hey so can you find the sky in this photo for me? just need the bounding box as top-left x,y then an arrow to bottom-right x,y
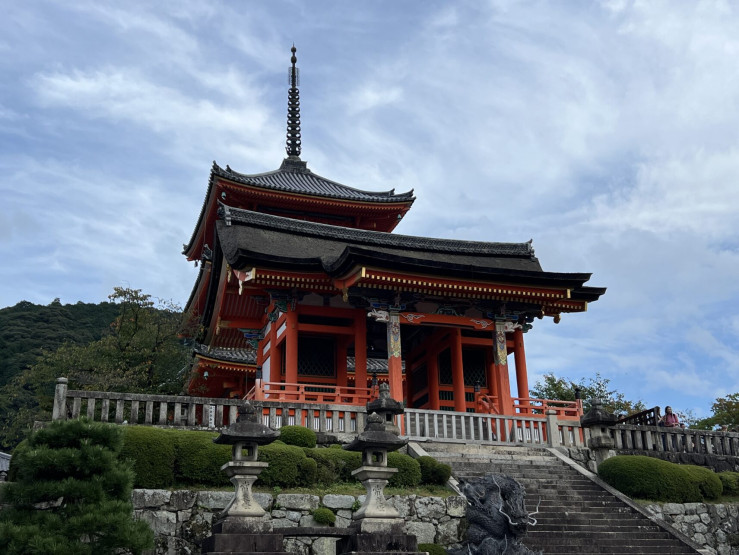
1,0 -> 737,419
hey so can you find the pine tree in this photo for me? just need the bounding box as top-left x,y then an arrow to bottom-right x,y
0,419 -> 153,554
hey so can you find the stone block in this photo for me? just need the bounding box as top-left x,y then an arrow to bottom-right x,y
695,522 -> 709,534
312,536 -> 339,555
169,490 -> 196,511
286,510 -> 302,522
684,503 -> 701,515
180,510 -> 213,544
299,514 -> 320,527
404,520 -> 436,544
446,495 -> 467,517
272,517 -> 298,528
197,490 -> 232,510
663,503 -> 686,515
700,512 -> 712,525
322,493 -> 355,509
388,495 -> 412,518
132,489 -> 171,509
277,493 -> 319,510
684,514 -> 700,524
435,518 -> 460,544
140,509 -> 177,536
414,496 -> 445,520
254,492 -> 273,510
284,536 -> 311,555
271,509 -> 287,518
335,513 -> 351,528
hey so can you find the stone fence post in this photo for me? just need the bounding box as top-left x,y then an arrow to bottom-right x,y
545,409 -> 561,447
52,377 -> 68,421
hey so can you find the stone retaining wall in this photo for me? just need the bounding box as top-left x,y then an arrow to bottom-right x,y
643,503 -> 739,555
133,489 -> 467,554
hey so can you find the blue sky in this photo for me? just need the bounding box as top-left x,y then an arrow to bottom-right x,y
1,1 -> 737,419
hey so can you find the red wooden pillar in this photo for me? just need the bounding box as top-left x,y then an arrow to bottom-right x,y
285,309 -> 298,385
354,313 -> 368,391
451,328 -> 466,412
428,352 -> 440,410
493,322 -> 513,416
269,318 -> 281,385
513,328 -> 529,411
386,313 -> 403,402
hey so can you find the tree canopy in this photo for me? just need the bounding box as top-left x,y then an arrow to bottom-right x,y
693,393 -> 739,430
0,299 -> 119,387
0,288 -> 190,450
530,372 -> 647,417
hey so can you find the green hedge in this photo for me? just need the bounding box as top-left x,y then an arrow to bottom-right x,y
173,432 -> 231,487
683,465 -> 722,500
597,456 -> 723,502
387,452 -> 421,487
120,427 -> 176,488
117,427 -> 419,489
257,442 -> 317,488
718,472 -> 739,496
279,425 -> 317,448
417,456 -> 452,485
311,507 -> 336,526
305,447 -> 362,484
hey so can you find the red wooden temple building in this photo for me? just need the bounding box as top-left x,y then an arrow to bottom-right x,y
183,47 -> 605,417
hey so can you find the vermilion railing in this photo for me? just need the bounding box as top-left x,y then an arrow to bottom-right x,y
475,392 -> 583,420
245,381 -> 375,405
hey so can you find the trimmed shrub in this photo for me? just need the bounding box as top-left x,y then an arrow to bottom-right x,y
683,465 -> 722,500
598,456 -> 701,502
173,431 -> 231,487
279,425 -> 317,448
312,507 -> 336,526
418,544 -> 448,555
305,447 -> 362,484
0,419 -> 153,555
417,456 -> 452,485
120,427 -> 176,488
257,442 -> 316,488
718,472 -> 739,496
388,452 -> 422,487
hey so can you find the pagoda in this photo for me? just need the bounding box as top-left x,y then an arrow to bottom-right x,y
183,47 -> 605,417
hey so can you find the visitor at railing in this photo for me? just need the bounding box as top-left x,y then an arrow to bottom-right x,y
658,406 -> 684,428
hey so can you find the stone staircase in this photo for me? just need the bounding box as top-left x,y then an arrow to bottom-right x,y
419,443 -> 702,554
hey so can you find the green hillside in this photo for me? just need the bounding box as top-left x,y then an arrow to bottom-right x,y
0,299 -> 120,387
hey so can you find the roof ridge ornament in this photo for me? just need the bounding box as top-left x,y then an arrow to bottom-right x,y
286,44 -> 301,158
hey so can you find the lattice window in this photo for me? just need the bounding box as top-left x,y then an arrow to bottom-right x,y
463,348 -> 487,387
465,392 -> 475,402
439,390 -> 454,401
298,336 -> 335,377
438,349 -> 452,385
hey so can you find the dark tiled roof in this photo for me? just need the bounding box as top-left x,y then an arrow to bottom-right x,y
192,345 -> 394,373
194,344 -> 257,365
219,205 -> 536,258
215,159 -> 415,203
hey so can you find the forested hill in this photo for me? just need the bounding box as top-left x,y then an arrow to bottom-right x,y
0,299 -> 120,387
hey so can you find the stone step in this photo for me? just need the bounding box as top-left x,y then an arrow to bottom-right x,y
434,442 -> 700,554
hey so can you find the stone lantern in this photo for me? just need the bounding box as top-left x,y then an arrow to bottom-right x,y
580,398 -> 618,470
212,403 -> 279,525
366,382 -> 405,435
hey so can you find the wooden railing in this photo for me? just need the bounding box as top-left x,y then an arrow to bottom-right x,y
612,424 -> 739,457
245,381 -> 374,406
617,406 -> 661,426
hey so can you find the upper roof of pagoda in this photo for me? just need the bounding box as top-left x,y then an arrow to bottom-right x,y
183,159 -> 416,260
218,158 -> 414,203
